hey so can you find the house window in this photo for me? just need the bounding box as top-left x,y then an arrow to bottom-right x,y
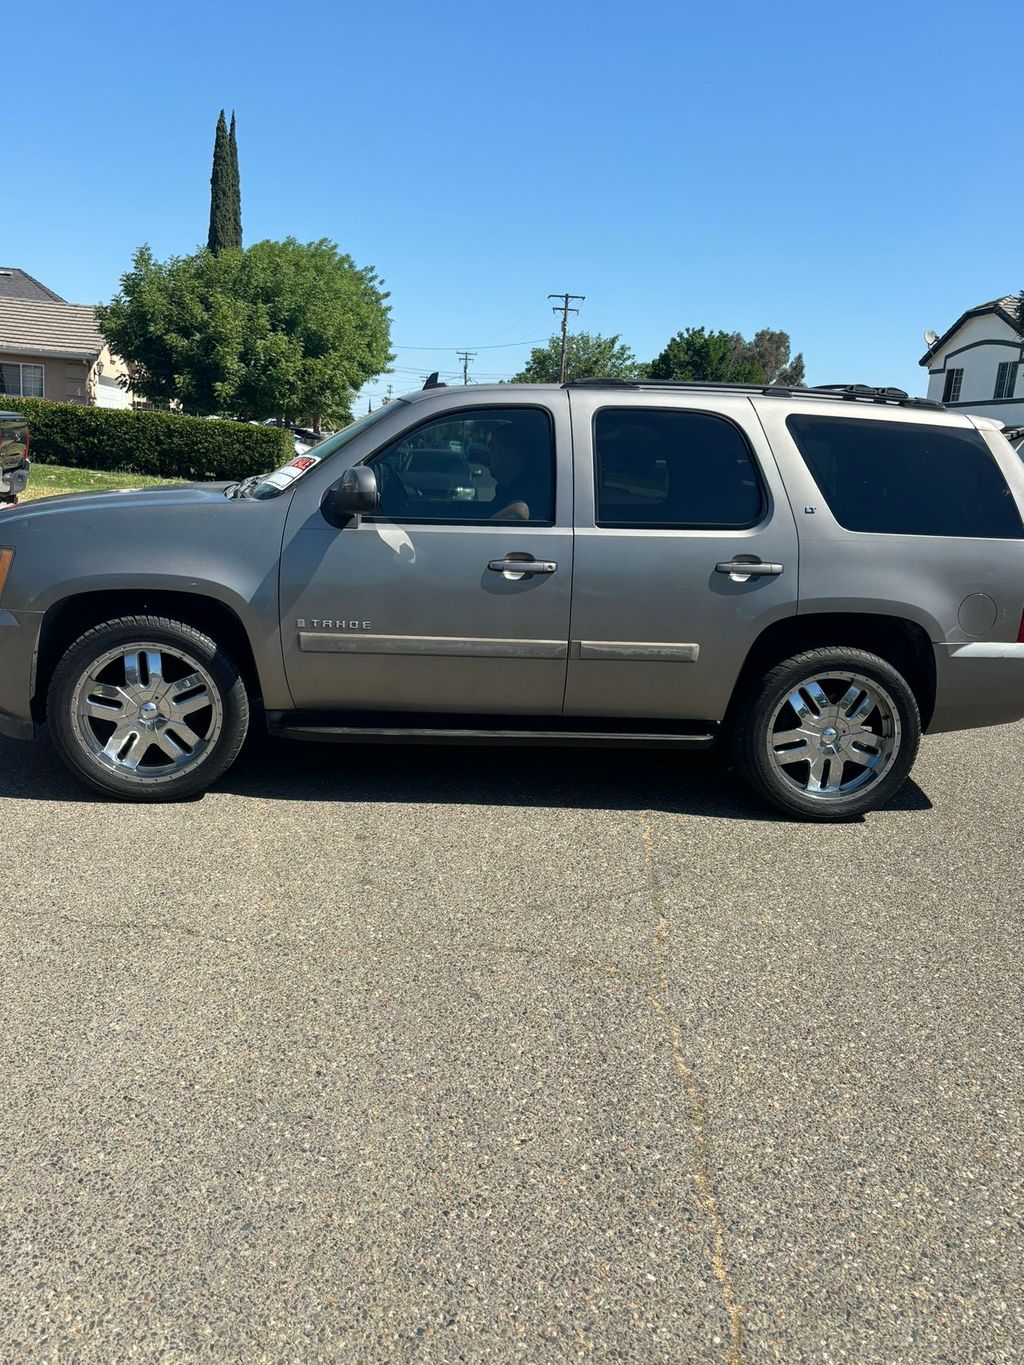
994,360 -> 1018,402
0,362 -> 44,399
942,368 -> 963,403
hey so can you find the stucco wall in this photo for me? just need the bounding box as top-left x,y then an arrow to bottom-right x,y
0,345 -> 134,407
0,351 -> 90,403
924,312 -> 1024,426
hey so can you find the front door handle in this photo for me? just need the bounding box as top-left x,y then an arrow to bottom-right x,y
487,558 -> 558,576
715,559 -> 783,577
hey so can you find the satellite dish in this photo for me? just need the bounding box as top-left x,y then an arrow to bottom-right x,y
923,329 -> 938,346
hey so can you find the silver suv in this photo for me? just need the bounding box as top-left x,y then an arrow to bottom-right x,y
0,379 -> 1022,819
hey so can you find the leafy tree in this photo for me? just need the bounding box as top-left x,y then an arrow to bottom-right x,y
728,329 -> 805,386
648,327 -> 763,383
1014,290 -> 1024,364
98,239 -> 392,427
208,110 -> 241,254
511,331 -> 644,382
648,326 -> 804,385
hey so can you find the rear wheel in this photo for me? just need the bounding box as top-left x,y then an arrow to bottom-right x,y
48,615 -> 250,801
732,646 -> 921,820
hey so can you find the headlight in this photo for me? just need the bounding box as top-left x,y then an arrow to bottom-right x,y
0,547 -> 14,600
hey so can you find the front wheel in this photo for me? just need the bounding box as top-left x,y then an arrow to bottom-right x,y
48,615 -> 250,801
731,647 -> 921,821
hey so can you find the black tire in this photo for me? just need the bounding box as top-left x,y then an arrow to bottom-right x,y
731,646 -> 921,821
48,615 -> 250,802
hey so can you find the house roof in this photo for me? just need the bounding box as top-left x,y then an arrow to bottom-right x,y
920,295 -> 1022,365
0,268 -> 66,303
0,297 -> 106,362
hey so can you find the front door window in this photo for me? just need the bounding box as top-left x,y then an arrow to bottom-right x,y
369,407 -> 555,524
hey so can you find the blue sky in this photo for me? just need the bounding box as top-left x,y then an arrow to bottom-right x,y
7,0 -> 1022,402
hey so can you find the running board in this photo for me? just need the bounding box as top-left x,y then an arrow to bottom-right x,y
265,710 -> 717,750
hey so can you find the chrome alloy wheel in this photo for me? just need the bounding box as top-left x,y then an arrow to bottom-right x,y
69,642 -> 224,785
766,670 -> 901,800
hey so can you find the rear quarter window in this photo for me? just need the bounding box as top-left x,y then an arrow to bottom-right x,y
786,414 -> 1024,539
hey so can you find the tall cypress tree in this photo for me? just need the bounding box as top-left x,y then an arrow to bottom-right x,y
207,110 -> 233,254
227,112 -> 242,249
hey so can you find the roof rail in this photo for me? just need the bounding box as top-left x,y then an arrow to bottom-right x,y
804,383 -> 944,410
563,378 -> 945,410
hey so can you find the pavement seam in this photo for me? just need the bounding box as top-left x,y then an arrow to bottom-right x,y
641,818 -> 746,1365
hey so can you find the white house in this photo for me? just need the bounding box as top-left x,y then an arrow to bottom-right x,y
920,295 -> 1024,426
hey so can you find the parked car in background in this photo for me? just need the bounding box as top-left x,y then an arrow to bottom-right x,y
1004,425 -> 1024,455
398,447 -> 476,501
292,428 -> 334,457
255,422 -> 335,457
0,411 -> 30,505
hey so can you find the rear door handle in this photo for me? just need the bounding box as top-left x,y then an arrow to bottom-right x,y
715,560 -> 783,577
487,558 -> 558,576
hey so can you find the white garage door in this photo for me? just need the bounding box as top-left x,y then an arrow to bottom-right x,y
95,375 -> 131,409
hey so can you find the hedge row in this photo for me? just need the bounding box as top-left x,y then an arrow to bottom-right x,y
11,398 -> 294,481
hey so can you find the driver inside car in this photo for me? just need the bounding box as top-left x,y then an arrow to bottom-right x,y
487,423 -> 553,521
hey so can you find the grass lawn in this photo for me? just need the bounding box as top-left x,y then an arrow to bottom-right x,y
20,465 -> 182,501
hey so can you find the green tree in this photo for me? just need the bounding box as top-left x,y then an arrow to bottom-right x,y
511,331 -> 644,382
648,326 -> 804,385
648,327 -> 762,383
728,329 -> 804,386
227,112 -> 243,250
98,239 -> 392,427
207,110 -> 241,253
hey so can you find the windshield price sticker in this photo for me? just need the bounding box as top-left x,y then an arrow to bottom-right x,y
261,453 -> 321,491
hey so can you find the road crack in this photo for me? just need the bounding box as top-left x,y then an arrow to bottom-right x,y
641,819 -> 746,1365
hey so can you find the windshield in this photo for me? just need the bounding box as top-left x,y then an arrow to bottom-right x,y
240,402 -> 405,500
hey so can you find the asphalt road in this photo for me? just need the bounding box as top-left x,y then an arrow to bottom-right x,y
0,724 -> 1021,1364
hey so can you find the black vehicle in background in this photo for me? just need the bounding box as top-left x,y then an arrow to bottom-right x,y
0,412 -> 30,505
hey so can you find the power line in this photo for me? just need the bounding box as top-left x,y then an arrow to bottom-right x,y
477,298 -> 550,344
549,293 -> 585,384
392,337 -> 548,351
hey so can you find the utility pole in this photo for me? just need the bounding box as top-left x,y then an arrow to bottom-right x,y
456,350 -> 476,385
549,293 -> 585,383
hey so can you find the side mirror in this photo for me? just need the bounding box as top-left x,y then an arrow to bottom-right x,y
327,465 -> 379,518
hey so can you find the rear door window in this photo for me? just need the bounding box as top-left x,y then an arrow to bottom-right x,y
786,415 -> 1024,539
594,408 -> 765,528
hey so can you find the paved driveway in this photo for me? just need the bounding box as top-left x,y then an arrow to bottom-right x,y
0,726 -> 1020,1363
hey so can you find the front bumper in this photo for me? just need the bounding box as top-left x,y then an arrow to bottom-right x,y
0,608 -> 43,741
928,641 -> 1024,734
0,460 -> 30,501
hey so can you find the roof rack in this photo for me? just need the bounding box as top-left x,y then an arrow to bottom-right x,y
563,378 -> 945,411
804,383 -> 944,410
